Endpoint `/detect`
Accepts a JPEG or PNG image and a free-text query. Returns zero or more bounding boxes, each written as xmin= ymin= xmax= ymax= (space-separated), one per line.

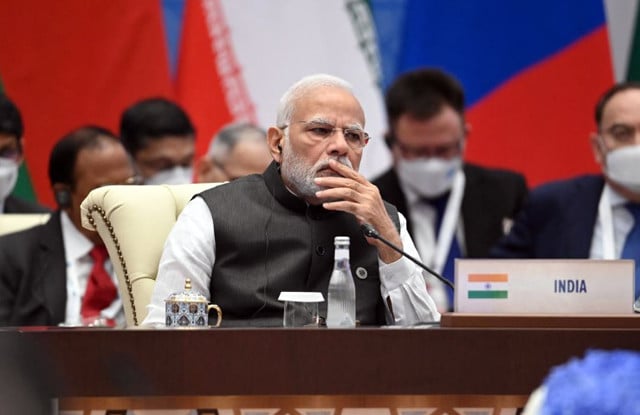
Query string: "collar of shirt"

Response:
xmin=60 ymin=210 xmax=93 ymax=265
xmin=399 ymin=180 xmax=422 ymax=207
xmin=605 ymin=183 xmax=630 ymax=208
xmin=590 ymin=183 xmax=637 ymax=260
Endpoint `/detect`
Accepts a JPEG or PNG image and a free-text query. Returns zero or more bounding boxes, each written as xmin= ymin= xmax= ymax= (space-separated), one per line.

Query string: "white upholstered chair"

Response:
xmin=80 ymin=183 xmax=222 ymax=327
xmin=0 ymin=213 xmax=51 ymax=236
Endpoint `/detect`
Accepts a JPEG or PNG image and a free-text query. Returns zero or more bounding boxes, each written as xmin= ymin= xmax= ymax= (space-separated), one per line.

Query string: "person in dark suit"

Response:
xmin=0 ymin=126 xmax=136 ymax=327
xmin=491 ymin=82 xmax=640 ymax=309
xmin=0 ymin=94 xmax=50 ymax=213
xmin=373 ymin=68 xmax=528 ymax=311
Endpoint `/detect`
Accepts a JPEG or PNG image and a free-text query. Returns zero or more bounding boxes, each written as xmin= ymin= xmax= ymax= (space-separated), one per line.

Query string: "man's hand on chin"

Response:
xmin=314 ymin=159 xmax=403 ymax=263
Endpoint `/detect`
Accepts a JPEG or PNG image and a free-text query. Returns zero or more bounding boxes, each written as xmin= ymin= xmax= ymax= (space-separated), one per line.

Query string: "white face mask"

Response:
xmin=145 ymin=166 xmax=193 ymax=185
xmin=396 ymin=156 xmax=462 ymax=198
xmin=0 ymin=158 xmax=19 ymax=200
xmin=605 ymin=145 xmax=640 ymax=193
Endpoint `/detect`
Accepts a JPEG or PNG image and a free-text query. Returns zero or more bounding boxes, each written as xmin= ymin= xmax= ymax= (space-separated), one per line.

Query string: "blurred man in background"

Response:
xmin=120 ymin=97 xmax=195 ymax=184
xmin=492 ymin=82 xmax=640 ymax=310
xmin=0 ymin=126 xmax=136 ymax=326
xmin=0 ymin=94 xmax=50 ymax=213
xmin=374 ymin=68 xmax=528 ymax=311
xmin=195 ymin=121 xmax=272 ymax=183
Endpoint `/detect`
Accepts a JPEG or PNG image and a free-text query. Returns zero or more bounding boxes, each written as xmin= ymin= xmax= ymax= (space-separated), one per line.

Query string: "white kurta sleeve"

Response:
xmin=378 ymin=213 xmax=441 ymax=325
xmin=141 ymin=197 xmax=216 ymax=326
xmin=143 ymin=200 xmax=439 ymax=327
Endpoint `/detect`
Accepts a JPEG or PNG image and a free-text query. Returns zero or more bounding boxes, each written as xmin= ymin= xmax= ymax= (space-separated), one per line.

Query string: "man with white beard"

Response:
xmin=143 ymin=73 xmax=440 ymax=327
xmin=491 ymin=82 xmax=640 ymax=311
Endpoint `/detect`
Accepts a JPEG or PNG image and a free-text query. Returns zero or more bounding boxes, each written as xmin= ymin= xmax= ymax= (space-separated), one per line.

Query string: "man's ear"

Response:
xmin=460 ymin=122 xmax=472 ymax=155
xmin=464 ymin=122 xmax=472 ymax=137
xmin=267 ymin=127 xmax=284 ymax=163
xmin=52 ymin=183 xmax=72 ymax=209
xmin=383 ymin=131 xmax=393 ymax=149
xmin=590 ymin=132 xmax=605 ymax=166
xmin=15 ymin=136 xmax=25 ymax=164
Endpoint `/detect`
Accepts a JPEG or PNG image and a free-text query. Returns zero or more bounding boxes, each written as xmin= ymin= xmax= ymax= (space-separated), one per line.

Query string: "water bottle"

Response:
xmin=326 ymin=236 xmax=356 ymax=328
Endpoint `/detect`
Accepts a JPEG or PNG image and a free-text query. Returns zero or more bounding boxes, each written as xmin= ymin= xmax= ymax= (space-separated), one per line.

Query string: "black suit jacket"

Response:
xmin=3 ymin=194 xmax=51 ymax=213
xmin=0 ymin=211 xmax=67 ymax=326
xmin=490 ymin=175 xmax=604 ymax=258
xmin=373 ymin=163 xmax=528 ymax=257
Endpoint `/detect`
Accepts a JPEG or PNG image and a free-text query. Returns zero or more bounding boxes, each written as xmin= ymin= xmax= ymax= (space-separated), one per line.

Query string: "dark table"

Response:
xmin=2 ymin=319 xmax=639 ymax=413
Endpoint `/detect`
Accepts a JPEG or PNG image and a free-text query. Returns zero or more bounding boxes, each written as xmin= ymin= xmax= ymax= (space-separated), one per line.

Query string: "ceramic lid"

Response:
xmin=165 ymin=278 xmax=207 ymax=303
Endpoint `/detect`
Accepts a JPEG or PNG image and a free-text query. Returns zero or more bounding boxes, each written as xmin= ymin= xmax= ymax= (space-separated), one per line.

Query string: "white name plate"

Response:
xmin=454 ymin=259 xmax=635 ymax=314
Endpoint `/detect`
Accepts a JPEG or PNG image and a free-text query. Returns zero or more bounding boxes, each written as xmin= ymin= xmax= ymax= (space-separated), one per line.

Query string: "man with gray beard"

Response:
xmin=143 ymin=74 xmax=440 ymax=327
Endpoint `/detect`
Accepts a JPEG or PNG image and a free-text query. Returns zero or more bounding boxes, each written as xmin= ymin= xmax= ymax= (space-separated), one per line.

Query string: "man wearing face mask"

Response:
xmin=373 ymin=68 xmax=528 ymax=312
xmin=120 ymin=97 xmax=196 ymax=185
xmin=491 ymin=82 xmax=640 ymax=311
xmin=0 ymin=94 xmax=50 ymax=213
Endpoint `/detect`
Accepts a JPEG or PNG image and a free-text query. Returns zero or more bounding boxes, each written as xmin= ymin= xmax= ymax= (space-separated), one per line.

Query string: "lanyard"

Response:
xmin=432 ymin=170 xmax=465 ymax=274
xmin=597 ymin=186 xmax=616 ymax=259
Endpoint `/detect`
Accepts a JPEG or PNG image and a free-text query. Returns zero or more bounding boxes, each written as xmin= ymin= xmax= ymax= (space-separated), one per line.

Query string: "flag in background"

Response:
xmin=0 ymin=0 xmax=172 ymax=207
xmin=171 ymin=0 xmax=391 ymax=178
xmin=609 ymin=0 xmax=640 ymax=82
xmin=174 ymin=0 xmax=258 ymax=159
xmin=167 ymin=0 xmax=620 ymax=187
xmin=371 ymin=0 xmax=613 ymax=187
xmin=5 ymin=0 xmax=640 ymax=204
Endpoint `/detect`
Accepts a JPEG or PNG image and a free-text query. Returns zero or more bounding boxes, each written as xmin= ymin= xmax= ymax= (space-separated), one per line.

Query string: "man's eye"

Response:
xmin=344 ymin=130 xmax=361 ymax=142
xmin=309 ymin=127 xmax=333 ymax=137
xmin=0 ymin=148 xmax=19 ymax=159
xmin=610 ymin=127 xmax=634 ymax=141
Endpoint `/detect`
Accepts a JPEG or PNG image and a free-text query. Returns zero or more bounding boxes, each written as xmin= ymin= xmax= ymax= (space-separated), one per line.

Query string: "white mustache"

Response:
xmin=315 ymin=156 xmax=352 ymax=172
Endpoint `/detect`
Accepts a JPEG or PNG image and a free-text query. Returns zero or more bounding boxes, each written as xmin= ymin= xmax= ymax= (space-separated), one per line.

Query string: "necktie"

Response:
xmin=622 ymin=203 xmax=640 ymax=300
xmin=424 ymin=193 xmax=460 ymax=310
xmin=81 ymin=245 xmax=118 ymax=321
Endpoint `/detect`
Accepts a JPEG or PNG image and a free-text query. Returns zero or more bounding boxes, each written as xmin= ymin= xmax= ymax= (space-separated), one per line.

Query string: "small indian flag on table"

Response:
xmin=467 ymin=273 xmax=509 ymax=299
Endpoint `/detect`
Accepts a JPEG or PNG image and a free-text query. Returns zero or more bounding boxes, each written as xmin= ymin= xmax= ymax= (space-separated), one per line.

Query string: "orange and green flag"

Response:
xmin=467 ymin=273 xmax=509 ymax=299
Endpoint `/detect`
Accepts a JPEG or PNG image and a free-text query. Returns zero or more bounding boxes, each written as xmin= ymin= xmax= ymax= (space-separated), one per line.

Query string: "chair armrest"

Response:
xmin=80 ymin=183 xmax=221 ymax=326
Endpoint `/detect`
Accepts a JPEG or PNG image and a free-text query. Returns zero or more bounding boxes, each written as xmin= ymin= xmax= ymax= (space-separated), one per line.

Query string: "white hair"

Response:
xmin=207 ymin=122 xmax=266 ymax=163
xmin=275 ymin=74 xmax=354 ymax=127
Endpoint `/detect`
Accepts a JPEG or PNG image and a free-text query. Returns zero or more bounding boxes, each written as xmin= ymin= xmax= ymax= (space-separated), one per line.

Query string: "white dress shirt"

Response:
xmin=590 ymin=184 xmax=637 ymax=259
xmin=143 ymin=197 xmax=441 ymax=327
xmin=401 ymin=182 xmax=466 ymax=313
xmin=59 ymin=211 xmax=123 ymax=326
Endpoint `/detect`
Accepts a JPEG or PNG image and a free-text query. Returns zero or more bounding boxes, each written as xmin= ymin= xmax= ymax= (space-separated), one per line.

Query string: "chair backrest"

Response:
xmin=0 ymin=213 xmax=51 ymax=236
xmin=80 ymin=183 xmax=222 ymax=327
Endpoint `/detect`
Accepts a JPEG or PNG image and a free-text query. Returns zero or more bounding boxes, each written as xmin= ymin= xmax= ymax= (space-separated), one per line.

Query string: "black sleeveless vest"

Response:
xmin=198 ymin=161 xmax=400 ymax=326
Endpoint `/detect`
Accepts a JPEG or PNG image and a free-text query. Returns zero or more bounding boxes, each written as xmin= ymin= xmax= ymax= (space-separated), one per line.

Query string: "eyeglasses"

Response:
xmin=281 ymin=120 xmax=370 ymax=150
